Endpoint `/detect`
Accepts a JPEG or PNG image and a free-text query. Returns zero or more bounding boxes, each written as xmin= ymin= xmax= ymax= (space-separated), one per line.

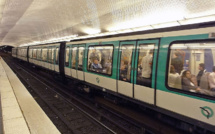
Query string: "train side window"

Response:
xmin=78 ymin=47 xmax=84 ymax=70
xmin=119 ymin=45 xmax=133 ymax=82
xmin=51 ymin=48 xmax=54 ymax=64
xmin=168 ymin=42 xmax=215 ymax=97
xmin=48 ymin=48 xmax=52 ymax=63
xmin=42 ymin=48 xmax=47 ymax=62
xmin=33 ymin=49 xmax=37 ymax=59
xmin=136 ymin=44 xmax=155 ymax=87
xmin=29 ymin=49 xmax=33 ymax=58
xmin=71 ymin=47 xmax=77 ymax=69
xmin=55 ymin=48 xmax=59 ymax=64
xmin=87 ymin=45 xmax=113 ymax=75
xmin=65 ymin=47 xmax=70 ymax=67
xmin=38 ymin=49 xmax=42 ymax=60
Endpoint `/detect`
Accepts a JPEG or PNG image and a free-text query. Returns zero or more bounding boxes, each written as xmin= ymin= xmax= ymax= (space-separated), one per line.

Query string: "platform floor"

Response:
xmin=0 ymin=57 xmax=60 ymax=134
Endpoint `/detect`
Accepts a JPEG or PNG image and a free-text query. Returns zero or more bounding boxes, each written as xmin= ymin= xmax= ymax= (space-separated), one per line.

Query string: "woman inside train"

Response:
xmin=181 ymin=70 xmax=201 ymax=92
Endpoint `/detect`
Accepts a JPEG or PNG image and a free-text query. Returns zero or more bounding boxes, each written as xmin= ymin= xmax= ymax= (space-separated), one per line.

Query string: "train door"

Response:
xmin=48 ymin=47 xmax=52 ymax=70
xmin=133 ymin=39 xmax=159 ymax=105
xmin=77 ymin=44 xmax=85 ymax=81
xmin=117 ymin=41 xmax=136 ymax=97
xmin=54 ymin=47 xmax=59 ymax=72
xmin=71 ymin=46 xmax=78 ymax=78
xmin=64 ymin=46 xmax=71 ymax=76
xmin=50 ymin=47 xmax=55 ymax=71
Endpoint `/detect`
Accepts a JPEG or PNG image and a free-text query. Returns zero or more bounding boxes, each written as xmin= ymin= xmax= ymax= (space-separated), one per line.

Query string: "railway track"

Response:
xmin=3 ymin=54 xmax=184 ymax=134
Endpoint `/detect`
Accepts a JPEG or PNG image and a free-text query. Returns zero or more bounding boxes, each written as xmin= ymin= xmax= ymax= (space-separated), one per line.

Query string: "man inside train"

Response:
xmin=141 ymin=49 xmax=153 ymax=87
xmin=91 ymin=58 xmax=102 ymax=72
xmin=197 ymin=63 xmax=206 ymax=86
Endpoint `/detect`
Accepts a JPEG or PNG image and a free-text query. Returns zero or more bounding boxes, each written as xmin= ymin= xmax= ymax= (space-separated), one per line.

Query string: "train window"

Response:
xmin=37 ymin=49 xmax=41 ymax=60
xmin=42 ymin=48 xmax=47 ymax=62
xmin=55 ymin=48 xmax=59 ymax=64
xmin=136 ymin=44 xmax=155 ymax=87
xmin=33 ymin=49 xmax=37 ymax=59
xmin=51 ymin=48 xmax=54 ymax=64
xmin=65 ymin=47 xmax=70 ymax=67
xmin=78 ymin=47 xmax=84 ymax=70
xmin=119 ymin=45 xmax=133 ymax=82
xmin=168 ymin=42 xmax=215 ymax=97
xmin=87 ymin=45 xmax=113 ymax=75
xmin=71 ymin=47 xmax=77 ymax=69
xmin=48 ymin=48 xmax=52 ymax=63
xmin=29 ymin=49 xmax=32 ymax=58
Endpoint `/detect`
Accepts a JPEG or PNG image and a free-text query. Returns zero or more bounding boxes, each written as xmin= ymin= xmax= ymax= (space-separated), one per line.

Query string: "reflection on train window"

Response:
xmin=48 ymin=48 xmax=52 ymax=63
xmin=168 ymin=42 xmax=215 ymax=97
xmin=119 ymin=45 xmax=133 ymax=82
xmin=33 ymin=49 xmax=37 ymax=59
xmin=88 ymin=45 xmax=113 ymax=75
xmin=65 ymin=47 xmax=70 ymax=67
xmin=42 ymin=48 xmax=47 ymax=61
xmin=78 ymin=47 xmax=84 ymax=70
xmin=136 ymin=44 xmax=155 ymax=87
xmin=71 ymin=47 xmax=77 ymax=69
xmin=55 ymin=48 xmax=59 ymax=64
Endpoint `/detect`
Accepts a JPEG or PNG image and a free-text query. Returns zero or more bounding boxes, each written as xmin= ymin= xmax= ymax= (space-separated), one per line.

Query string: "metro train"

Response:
xmin=12 ymin=25 xmax=215 ymax=133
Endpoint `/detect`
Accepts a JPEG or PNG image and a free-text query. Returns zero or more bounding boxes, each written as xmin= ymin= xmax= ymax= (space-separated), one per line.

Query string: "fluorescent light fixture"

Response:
xmin=103 ymin=31 xmax=118 ymax=36
xmin=132 ymin=26 xmax=153 ymax=32
xmin=152 ymin=21 xmax=180 ymax=29
xmin=117 ymin=29 xmax=133 ymax=34
xmin=84 ymin=28 xmax=101 ymax=34
xmin=179 ymin=15 xmax=215 ymax=25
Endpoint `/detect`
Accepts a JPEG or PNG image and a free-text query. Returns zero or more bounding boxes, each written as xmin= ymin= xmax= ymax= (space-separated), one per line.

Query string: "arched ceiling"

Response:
xmin=0 ymin=0 xmax=215 ymax=47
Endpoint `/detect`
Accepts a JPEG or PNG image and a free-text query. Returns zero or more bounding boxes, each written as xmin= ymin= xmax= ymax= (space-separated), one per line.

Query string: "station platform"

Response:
xmin=0 ymin=57 xmax=60 ymax=134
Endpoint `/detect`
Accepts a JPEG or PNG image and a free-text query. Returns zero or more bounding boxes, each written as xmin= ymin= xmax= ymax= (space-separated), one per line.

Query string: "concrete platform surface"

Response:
xmin=0 ymin=57 xmax=60 ymax=134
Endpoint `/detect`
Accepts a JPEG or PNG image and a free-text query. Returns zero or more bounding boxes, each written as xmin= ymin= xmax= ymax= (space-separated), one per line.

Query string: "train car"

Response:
xmin=63 ymin=26 xmax=215 ymax=132
xmin=13 ymin=25 xmax=215 ymax=132
xmin=28 ymin=43 xmax=61 ymax=73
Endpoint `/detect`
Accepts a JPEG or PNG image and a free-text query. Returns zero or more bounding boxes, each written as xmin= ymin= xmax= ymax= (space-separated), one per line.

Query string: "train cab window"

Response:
xmin=33 ymin=49 xmax=37 ymax=59
xmin=136 ymin=44 xmax=155 ymax=87
xmin=88 ymin=45 xmax=113 ymax=75
xmin=168 ymin=42 xmax=215 ymax=97
xmin=119 ymin=45 xmax=133 ymax=82
xmin=55 ymin=48 xmax=59 ymax=64
xmin=78 ymin=47 xmax=84 ymax=70
xmin=65 ymin=47 xmax=70 ymax=67
xmin=48 ymin=48 xmax=52 ymax=63
xmin=42 ymin=48 xmax=47 ymax=62
xmin=71 ymin=47 xmax=77 ymax=69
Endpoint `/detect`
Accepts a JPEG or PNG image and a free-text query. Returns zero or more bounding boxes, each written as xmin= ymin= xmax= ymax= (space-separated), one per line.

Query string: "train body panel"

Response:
xmin=157 ymin=90 xmax=215 ymax=126
xmin=85 ymin=72 xmax=117 ymax=92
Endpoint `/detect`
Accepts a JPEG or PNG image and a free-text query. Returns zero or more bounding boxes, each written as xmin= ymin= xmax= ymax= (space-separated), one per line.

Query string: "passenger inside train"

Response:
xmin=168 ymin=43 xmax=215 ymax=97
xmin=88 ymin=46 xmax=113 ymax=75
